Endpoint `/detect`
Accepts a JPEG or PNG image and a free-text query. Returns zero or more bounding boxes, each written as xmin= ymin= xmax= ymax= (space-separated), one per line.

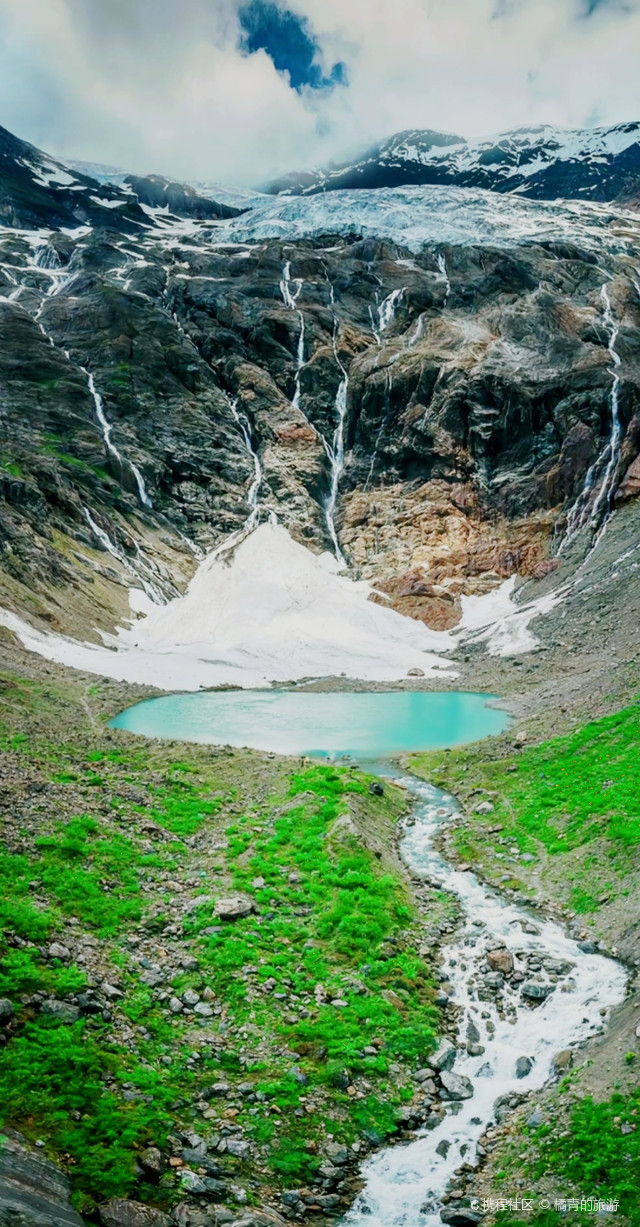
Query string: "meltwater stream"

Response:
xmin=341 ymin=768 xmax=627 ymax=1227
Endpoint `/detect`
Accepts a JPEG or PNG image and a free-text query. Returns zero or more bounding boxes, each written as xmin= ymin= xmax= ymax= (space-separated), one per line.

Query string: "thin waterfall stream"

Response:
xmin=340 ymin=765 xmax=627 ymax=1227
xmin=229 ymin=397 xmax=263 ymax=529
xmin=559 ymin=281 xmax=624 ymax=551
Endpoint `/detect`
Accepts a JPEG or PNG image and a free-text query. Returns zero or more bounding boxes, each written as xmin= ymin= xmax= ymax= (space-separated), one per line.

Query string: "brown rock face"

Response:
xmin=616 ymin=453 xmax=640 ymax=502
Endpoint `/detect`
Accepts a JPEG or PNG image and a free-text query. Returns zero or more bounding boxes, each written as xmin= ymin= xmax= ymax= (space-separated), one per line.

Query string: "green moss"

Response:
xmin=0 ymin=676 xmax=440 ymax=1209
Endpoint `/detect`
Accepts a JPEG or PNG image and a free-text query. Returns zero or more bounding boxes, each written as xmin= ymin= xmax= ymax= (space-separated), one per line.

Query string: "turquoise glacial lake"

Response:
xmin=110 ymin=690 xmax=509 ymax=757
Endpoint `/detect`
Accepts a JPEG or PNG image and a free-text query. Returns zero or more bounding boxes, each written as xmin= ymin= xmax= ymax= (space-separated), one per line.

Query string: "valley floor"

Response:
xmin=0 ymin=609 xmax=638 ymax=1227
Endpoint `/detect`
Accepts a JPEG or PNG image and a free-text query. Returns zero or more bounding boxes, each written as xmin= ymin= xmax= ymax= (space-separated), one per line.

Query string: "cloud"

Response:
xmin=0 ymin=0 xmax=638 ymax=186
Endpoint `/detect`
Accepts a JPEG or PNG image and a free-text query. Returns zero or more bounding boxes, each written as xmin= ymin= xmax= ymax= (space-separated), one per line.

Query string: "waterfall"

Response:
xmin=230 ymin=398 xmax=262 ymax=530
xmin=293 ymin=309 xmax=305 ymax=412
xmin=279 ymin=259 xmax=302 ymax=310
xmin=588 ymin=284 xmax=623 ymax=528
xmin=436 ymin=251 xmax=451 ymax=303
xmin=409 ymin=314 xmax=426 ymax=348
xmin=369 ymin=303 xmax=382 ymax=346
xmin=280 ymin=259 xmax=310 ymax=418
xmin=79 ymin=363 xmax=153 ymax=509
xmin=83 ymin=509 xmax=165 ymax=603
xmin=324 ymin=290 xmax=349 ymax=564
xmin=378 ymin=287 xmax=405 ymax=334
xmin=559 ymin=282 xmax=623 ymax=551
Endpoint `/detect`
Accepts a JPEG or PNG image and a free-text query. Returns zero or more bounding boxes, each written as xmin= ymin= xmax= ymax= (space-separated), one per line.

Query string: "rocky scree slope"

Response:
xmin=1 ymin=125 xmax=640 ymax=640
xmin=269 ymin=122 xmax=640 ymax=204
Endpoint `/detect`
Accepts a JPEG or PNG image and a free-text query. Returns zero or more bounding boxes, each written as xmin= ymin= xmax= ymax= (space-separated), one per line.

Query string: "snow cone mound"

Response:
xmin=121 ymin=521 xmax=454 ymax=686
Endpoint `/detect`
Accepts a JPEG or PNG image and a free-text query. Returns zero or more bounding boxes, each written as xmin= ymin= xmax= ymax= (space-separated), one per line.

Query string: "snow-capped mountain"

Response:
xmin=269 ymin=122 xmax=640 ymax=203
xmin=0 ymin=126 xmax=243 ymax=233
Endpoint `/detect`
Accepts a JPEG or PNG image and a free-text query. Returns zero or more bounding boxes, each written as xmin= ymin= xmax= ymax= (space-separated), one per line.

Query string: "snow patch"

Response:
xmin=0 ymin=523 xmax=455 ymax=689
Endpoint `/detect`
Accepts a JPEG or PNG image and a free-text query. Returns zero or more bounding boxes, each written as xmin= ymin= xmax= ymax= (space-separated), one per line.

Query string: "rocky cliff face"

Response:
xmin=1 ymin=124 xmax=640 ymax=640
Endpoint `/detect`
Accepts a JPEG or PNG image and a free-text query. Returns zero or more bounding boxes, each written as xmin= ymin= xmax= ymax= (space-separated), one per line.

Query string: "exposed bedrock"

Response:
xmin=1 ymin=218 xmax=640 ymax=634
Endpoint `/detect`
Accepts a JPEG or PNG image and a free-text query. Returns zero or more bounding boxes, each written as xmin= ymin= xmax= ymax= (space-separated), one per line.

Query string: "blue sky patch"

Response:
xmin=238 ymin=1 xmax=347 ymax=92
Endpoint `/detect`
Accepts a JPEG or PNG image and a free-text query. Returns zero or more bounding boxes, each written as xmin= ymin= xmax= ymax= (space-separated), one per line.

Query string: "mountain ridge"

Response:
xmin=268 ymin=120 xmax=640 ymax=203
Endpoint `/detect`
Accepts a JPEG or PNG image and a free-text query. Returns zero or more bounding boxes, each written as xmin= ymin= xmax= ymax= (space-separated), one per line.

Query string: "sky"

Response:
xmin=0 ymin=0 xmax=639 ymax=187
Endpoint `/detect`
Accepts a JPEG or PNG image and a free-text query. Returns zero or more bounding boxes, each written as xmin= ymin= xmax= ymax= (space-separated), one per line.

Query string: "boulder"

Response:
xmin=439 ymin=1070 xmax=474 ymax=1100
xmin=552 ymin=1048 xmax=573 ymax=1073
xmin=0 ymin=1132 xmax=86 ymax=1226
xmin=99 ymin=1203 xmax=172 ymax=1227
xmin=521 ymin=981 xmax=554 ymax=1001
xmin=138 ymin=1147 xmax=165 ymax=1179
xmin=440 ymin=1206 xmax=484 ymax=1225
xmin=0 ymin=998 xmax=14 ymax=1022
xmin=47 ymin=943 xmax=71 ymax=962
xmin=428 ymin=1037 xmax=457 ymax=1072
xmin=515 ymin=1055 xmax=534 ymax=1079
xmin=40 ymin=999 xmax=80 ymax=1023
xmin=486 ymin=948 xmax=514 ymax=975
xmin=214 ymin=896 xmax=256 ymax=920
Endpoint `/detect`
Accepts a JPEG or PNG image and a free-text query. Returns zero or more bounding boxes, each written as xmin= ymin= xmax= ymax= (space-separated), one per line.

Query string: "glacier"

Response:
xmin=210 ymin=183 xmax=640 ymax=253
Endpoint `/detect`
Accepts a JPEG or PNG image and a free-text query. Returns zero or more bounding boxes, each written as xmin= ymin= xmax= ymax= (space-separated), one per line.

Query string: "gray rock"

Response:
xmin=526 ymin=1107 xmax=544 ymax=1127
xmin=0 ymin=997 xmax=14 ymax=1022
xmin=225 ymin=1139 xmax=251 ymax=1159
xmin=40 ymin=999 xmax=80 ymax=1023
xmin=515 ymin=1055 xmax=534 ymax=1079
xmin=325 ymin=1142 xmax=349 ymax=1165
xmin=0 ymin=1132 xmax=86 ymax=1226
xmin=193 ymin=1002 xmax=214 ymax=1018
xmin=139 ymin=1148 xmax=165 ymax=1179
xmin=521 ymin=981 xmax=554 ymax=1001
xmin=182 ymin=988 xmax=201 ymax=1007
xmin=214 ymin=896 xmax=255 ymax=920
xmin=181 ymin=1150 xmax=222 ymax=1176
xmin=439 ymin=1070 xmax=474 ymax=1100
xmin=435 ymin=1139 xmax=450 ymax=1157
xmin=202 ymin=1178 xmax=229 ymax=1198
xmin=440 ymin=1208 xmax=484 ymax=1226
xmin=47 ymin=943 xmax=71 ymax=962
xmin=485 ymin=971 xmax=504 ymax=989
xmin=577 ymin=940 xmax=598 ymax=953
xmin=179 ymin=1171 xmax=207 ymax=1195
xmin=206 ymin=1082 xmax=231 ymax=1097
xmin=474 ymin=801 xmax=494 ymax=815
xmin=428 ymin=1038 xmax=457 ymax=1072
xmin=99 ymin=1202 xmax=172 ymax=1227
